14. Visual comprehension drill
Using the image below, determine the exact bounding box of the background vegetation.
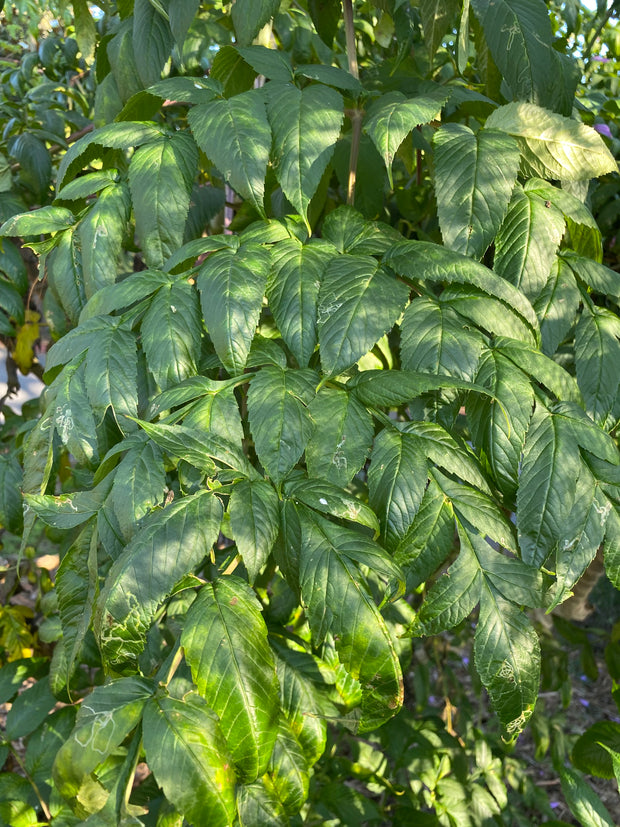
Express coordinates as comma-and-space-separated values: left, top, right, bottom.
0, 0, 620, 824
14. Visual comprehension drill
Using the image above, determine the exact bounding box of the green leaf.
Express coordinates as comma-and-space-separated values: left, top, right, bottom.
133, 418, 256, 477
494, 185, 566, 301
295, 64, 362, 93
524, 179, 601, 261
433, 125, 520, 258
533, 258, 581, 357
247, 366, 317, 485
78, 184, 131, 300
237, 46, 293, 82
401, 296, 486, 380
603, 503, 620, 589
474, 574, 539, 743
56, 525, 99, 685
133, 0, 173, 86
182, 576, 280, 781
419, 0, 460, 61
386, 240, 540, 338
273, 644, 328, 767
142, 280, 202, 390
0, 206, 74, 236
550, 467, 608, 610
57, 122, 163, 190
236, 780, 289, 826
468, 348, 534, 497
164, 235, 235, 274
148, 76, 220, 105
297, 509, 403, 730
558, 764, 615, 827
550, 401, 618, 464
46, 230, 86, 324
109, 437, 166, 542
470, 0, 577, 114
574, 304, 620, 428
268, 238, 333, 367
73, 0, 97, 60
486, 102, 618, 181
266, 83, 343, 230
188, 91, 271, 215
516, 405, 582, 567
169, 0, 199, 48
285, 475, 380, 536
306, 387, 374, 488
142, 693, 237, 827
318, 254, 409, 377
95, 491, 222, 668
24, 486, 109, 529
431, 467, 517, 552
5, 677, 57, 740
494, 336, 582, 403
394, 477, 455, 589
129, 132, 198, 269
53, 677, 156, 800
368, 427, 428, 551
560, 252, 620, 300
307, 0, 340, 45
0, 455, 23, 534
572, 722, 620, 780
268, 717, 310, 815
229, 480, 280, 582
441, 282, 537, 346
53, 360, 100, 466
364, 90, 447, 188
232, 0, 280, 46
197, 245, 270, 374
349, 369, 497, 408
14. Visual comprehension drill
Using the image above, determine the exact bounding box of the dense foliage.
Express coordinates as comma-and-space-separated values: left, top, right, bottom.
1, 0, 620, 824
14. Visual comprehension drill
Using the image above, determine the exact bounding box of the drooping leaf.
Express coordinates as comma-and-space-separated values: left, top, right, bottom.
231, 0, 281, 46
364, 90, 447, 188
108, 437, 166, 542
474, 573, 540, 743
273, 643, 329, 767
133, 0, 173, 87
268, 238, 333, 367
486, 102, 618, 181
78, 183, 131, 300
349, 369, 497, 409
197, 244, 270, 374
94, 491, 223, 668
188, 91, 271, 215
129, 132, 198, 269
305, 387, 374, 487
558, 764, 615, 827
143, 693, 237, 827
266, 82, 343, 231
419, 0, 460, 61
229, 480, 280, 583
574, 304, 620, 428
141, 279, 202, 390
52, 360, 100, 466
237, 46, 294, 82
46, 230, 86, 325
516, 405, 582, 567
603, 503, 620, 589
297, 508, 403, 730
53, 677, 156, 800
572, 722, 620, 780
533, 258, 581, 357
0, 206, 75, 237
0, 454, 23, 535
494, 185, 566, 301
182, 576, 280, 781
433, 124, 520, 259
317, 254, 410, 377
560, 251, 620, 300
470, 0, 578, 114
468, 347, 534, 497
24, 485, 110, 530
268, 717, 310, 815
247, 366, 317, 485
368, 426, 428, 551
56, 525, 99, 686
494, 336, 582, 403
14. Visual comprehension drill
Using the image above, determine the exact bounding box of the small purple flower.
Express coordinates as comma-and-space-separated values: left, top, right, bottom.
594, 123, 613, 139
579, 698, 590, 708
592, 55, 610, 62
462, 656, 469, 666
550, 801, 560, 809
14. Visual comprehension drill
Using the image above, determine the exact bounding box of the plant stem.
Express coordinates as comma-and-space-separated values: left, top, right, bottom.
163, 644, 185, 687
343, 0, 362, 205
10, 745, 51, 821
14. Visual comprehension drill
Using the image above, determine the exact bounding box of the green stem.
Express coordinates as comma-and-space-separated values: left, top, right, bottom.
343, 0, 361, 205
163, 644, 185, 687
9, 744, 51, 821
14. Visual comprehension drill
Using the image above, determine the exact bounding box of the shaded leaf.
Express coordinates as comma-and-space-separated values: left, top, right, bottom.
229, 480, 280, 583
